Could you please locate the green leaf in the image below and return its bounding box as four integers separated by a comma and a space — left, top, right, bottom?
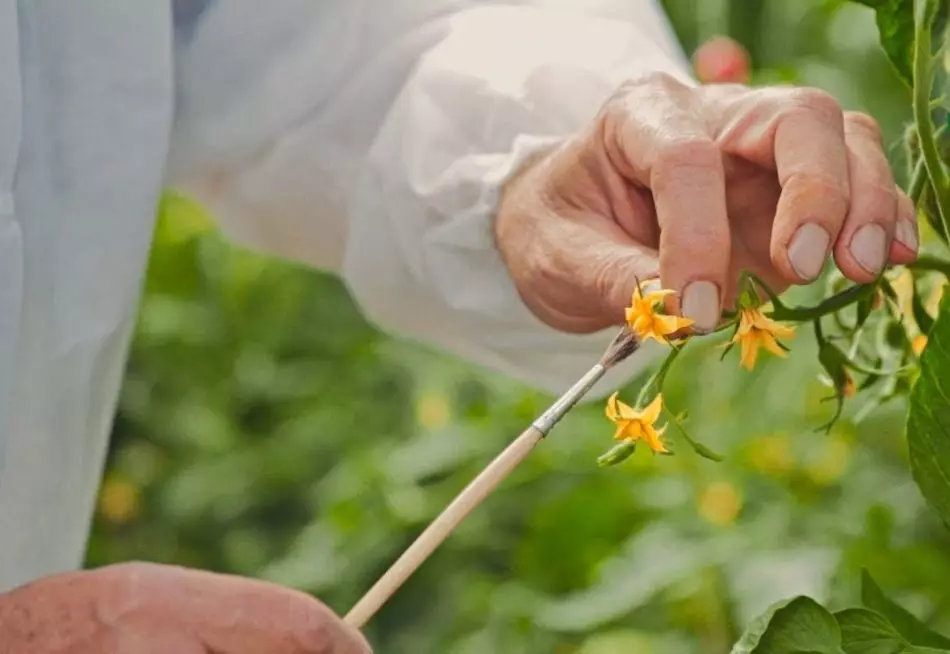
730, 596, 845, 654
851, 0, 916, 87
861, 570, 950, 649
835, 607, 908, 654
906, 293, 950, 527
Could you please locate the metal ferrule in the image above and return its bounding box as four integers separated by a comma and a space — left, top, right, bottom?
531, 363, 607, 436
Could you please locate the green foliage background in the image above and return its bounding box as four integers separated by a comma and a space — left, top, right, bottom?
85, 1, 950, 652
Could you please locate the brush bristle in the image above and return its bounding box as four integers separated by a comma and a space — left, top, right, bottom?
600, 327, 640, 368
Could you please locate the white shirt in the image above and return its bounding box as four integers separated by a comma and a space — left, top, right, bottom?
0, 0, 688, 591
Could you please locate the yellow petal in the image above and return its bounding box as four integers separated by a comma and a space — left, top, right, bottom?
616, 420, 643, 442
605, 392, 621, 421
632, 314, 654, 334
642, 424, 669, 454
759, 331, 789, 358
749, 308, 795, 339
736, 310, 756, 336
654, 314, 694, 335
749, 309, 775, 331
639, 394, 664, 425
739, 333, 758, 370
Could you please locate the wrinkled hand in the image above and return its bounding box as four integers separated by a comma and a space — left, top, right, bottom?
0, 562, 370, 654
495, 52, 917, 334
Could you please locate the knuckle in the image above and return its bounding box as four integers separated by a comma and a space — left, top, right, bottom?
654, 136, 720, 172
787, 87, 843, 121
845, 111, 883, 141
785, 170, 849, 206
618, 70, 684, 96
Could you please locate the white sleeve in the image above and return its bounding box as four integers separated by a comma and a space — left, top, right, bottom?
166, 0, 693, 398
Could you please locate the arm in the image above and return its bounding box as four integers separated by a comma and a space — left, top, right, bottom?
165, 0, 689, 398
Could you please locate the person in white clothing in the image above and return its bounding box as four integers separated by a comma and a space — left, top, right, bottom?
0, 1, 917, 652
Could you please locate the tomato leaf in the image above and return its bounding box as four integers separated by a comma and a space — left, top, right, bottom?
851, 0, 916, 87
861, 570, 950, 649
731, 596, 845, 654
906, 293, 950, 527
835, 607, 908, 654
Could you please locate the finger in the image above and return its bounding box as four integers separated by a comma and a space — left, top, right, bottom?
831, 112, 899, 281
890, 188, 919, 264
766, 89, 851, 284
693, 36, 751, 84
606, 75, 730, 332
102, 563, 371, 654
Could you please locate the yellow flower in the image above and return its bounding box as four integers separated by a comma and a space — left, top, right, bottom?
605, 392, 669, 454
731, 307, 795, 370
625, 281, 694, 345
913, 334, 928, 356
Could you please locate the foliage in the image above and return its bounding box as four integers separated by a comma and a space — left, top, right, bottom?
732, 571, 950, 653
87, 1, 950, 653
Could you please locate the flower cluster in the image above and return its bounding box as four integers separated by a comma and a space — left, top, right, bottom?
601, 277, 798, 463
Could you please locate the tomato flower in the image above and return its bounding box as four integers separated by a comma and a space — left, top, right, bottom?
625, 282, 694, 345
605, 392, 669, 454
731, 307, 795, 370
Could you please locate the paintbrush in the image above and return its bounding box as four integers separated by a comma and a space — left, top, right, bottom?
344, 326, 641, 629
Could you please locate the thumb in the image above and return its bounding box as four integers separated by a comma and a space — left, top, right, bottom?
692, 36, 751, 84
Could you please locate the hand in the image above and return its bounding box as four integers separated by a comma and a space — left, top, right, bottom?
494, 67, 917, 334
0, 562, 370, 654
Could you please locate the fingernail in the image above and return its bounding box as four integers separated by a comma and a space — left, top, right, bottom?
788, 223, 831, 281
895, 219, 919, 253
682, 280, 720, 332
850, 224, 888, 275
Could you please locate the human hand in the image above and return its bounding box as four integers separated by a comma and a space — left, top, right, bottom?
0, 562, 370, 654
494, 67, 917, 334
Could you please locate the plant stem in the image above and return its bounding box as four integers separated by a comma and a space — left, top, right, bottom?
913, 15, 950, 238
907, 254, 950, 277
907, 126, 948, 203
768, 283, 877, 322
636, 344, 683, 406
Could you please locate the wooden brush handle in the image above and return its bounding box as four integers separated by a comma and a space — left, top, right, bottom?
343, 425, 544, 630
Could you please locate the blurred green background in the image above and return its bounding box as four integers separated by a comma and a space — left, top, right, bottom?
85, 1, 950, 652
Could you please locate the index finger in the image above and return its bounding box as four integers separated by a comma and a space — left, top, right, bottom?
606, 74, 730, 332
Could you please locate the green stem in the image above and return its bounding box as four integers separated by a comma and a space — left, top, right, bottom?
907, 122, 946, 204
907, 254, 950, 277
910, 147, 930, 204
768, 283, 877, 322
635, 344, 683, 406
913, 14, 950, 238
